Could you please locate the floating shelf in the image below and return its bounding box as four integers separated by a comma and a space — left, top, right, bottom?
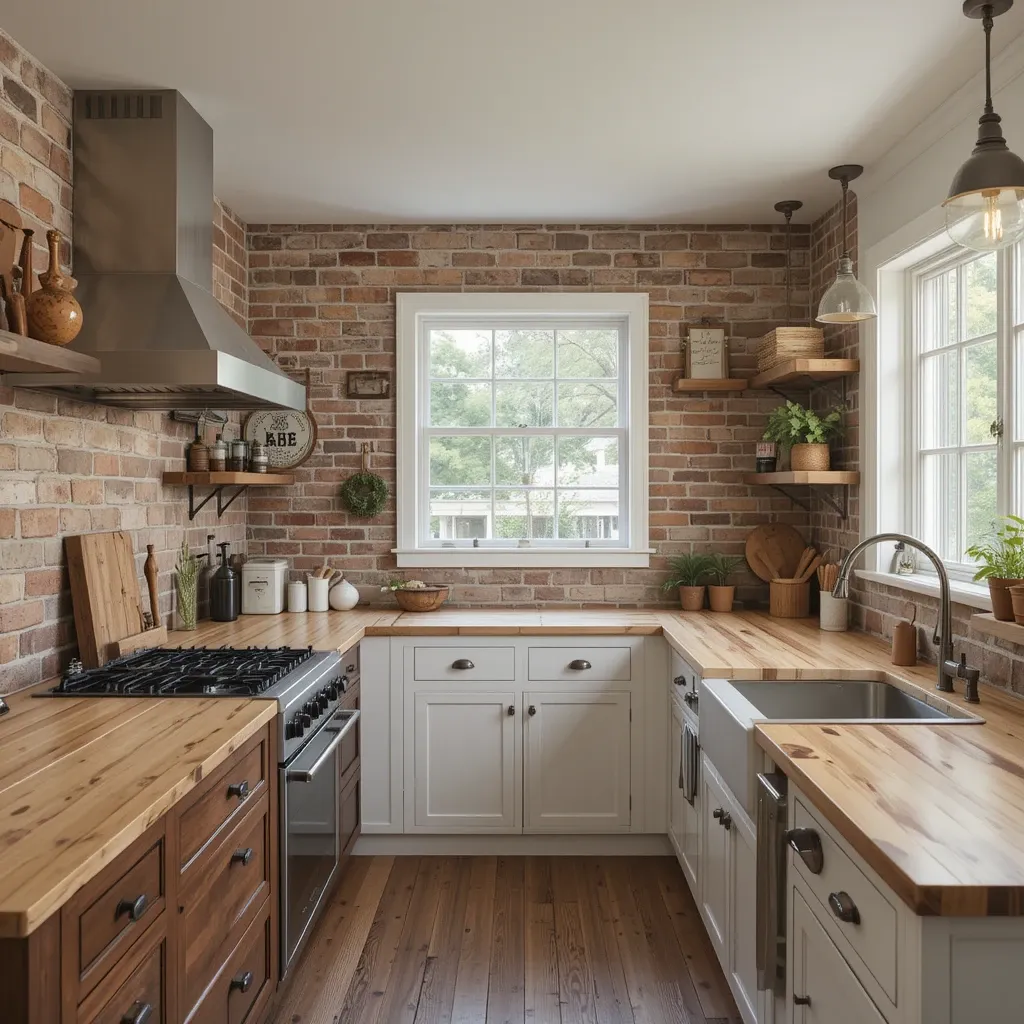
673, 378, 747, 392
163, 471, 294, 520
970, 614, 1023, 645
749, 358, 860, 391
742, 471, 860, 486
0, 329, 101, 375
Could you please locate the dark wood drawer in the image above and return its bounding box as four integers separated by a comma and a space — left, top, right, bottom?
181, 799, 270, 1015
187, 904, 272, 1024
178, 734, 267, 875
84, 931, 164, 1024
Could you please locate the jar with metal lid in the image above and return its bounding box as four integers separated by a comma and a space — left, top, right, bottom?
249, 441, 269, 474
209, 433, 227, 472
229, 438, 248, 472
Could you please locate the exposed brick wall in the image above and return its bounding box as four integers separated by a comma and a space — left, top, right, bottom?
244, 223, 811, 607
0, 30, 249, 692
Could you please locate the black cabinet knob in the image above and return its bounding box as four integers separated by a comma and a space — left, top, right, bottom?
828, 890, 861, 925
672, 675, 686, 686
785, 827, 824, 874
712, 807, 732, 829
452, 659, 475, 670
569, 659, 591, 670
230, 970, 253, 994
121, 1003, 153, 1024
115, 894, 148, 922
528, 705, 537, 716
231, 847, 254, 867
227, 780, 249, 800
507, 705, 515, 716
794, 995, 811, 1006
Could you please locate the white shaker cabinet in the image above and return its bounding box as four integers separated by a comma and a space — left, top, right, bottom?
700, 755, 731, 962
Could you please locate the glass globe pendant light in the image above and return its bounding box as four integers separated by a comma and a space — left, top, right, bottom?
944, 0, 1024, 252
816, 164, 877, 324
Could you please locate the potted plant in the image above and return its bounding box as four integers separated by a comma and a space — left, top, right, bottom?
965, 515, 1024, 621
762, 400, 844, 472
706, 553, 744, 612
662, 553, 712, 612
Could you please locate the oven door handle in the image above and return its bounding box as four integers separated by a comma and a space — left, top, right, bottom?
286, 710, 359, 783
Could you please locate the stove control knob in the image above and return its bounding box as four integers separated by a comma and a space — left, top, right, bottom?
326, 680, 339, 700
305, 700, 320, 720
339, 675, 349, 692
318, 690, 330, 711
300, 712, 312, 730
288, 716, 304, 739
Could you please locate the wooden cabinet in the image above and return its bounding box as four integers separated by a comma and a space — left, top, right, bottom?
524, 690, 631, 832
668, 697, 700, 893
405, 688, 519, 832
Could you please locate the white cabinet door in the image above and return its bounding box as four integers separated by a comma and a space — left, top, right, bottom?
700, 755, 730, 962
524, 690, 631, 832
669, 699, 700, 895
728, 808, 758, 1024
406, 688, 519, 832
790, 885, 886, 1024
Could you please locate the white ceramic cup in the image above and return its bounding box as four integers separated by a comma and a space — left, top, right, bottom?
819, 592, 848, 632
287, 581, 307, 613
307, 575, 329, 612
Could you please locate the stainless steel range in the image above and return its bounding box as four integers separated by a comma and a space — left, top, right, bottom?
41, 643, 361, 977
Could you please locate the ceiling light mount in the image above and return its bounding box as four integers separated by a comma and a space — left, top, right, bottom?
816, 163, 876, 324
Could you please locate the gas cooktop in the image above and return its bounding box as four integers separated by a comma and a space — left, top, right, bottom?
47, 646, 317, 697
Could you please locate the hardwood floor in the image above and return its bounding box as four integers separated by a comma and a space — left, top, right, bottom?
272, 855, 741, 1024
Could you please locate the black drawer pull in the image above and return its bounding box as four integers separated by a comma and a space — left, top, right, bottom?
507, 705, 515, 716
569, 659, 591, 670
672, 674, 686, 686
528, 705, 537, 716
230, 970, 254, 994
794, 995, 811, 1006
121, 1003, 152, 1024
828, 890, 861, 925
231, 847, 254, 866
115, 894, 148, 922
227, 779, 249, 800
785, 827, 824, 874
712, 807, 732, 830
452, 658, 475, 670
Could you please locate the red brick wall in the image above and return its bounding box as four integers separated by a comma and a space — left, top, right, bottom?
244, 223, 811, 606
0, 30, 249, 692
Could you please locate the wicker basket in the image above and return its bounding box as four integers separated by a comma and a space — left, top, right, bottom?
790, 443, 831, 472
757, 327, 825, 371
769, 579, 810, 618
393, 585, 450, 612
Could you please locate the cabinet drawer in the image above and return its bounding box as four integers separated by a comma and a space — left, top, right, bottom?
181, 800, 271, 1015
791, 796, 898, 1003
187, 903, 272, 1024
528, 646, 631, 681
179, 734, 267, 874
413, 646, 515, 681
86, 933, 164, 1024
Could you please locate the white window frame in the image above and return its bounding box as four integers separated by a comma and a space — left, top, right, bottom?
395, 293, 650, 568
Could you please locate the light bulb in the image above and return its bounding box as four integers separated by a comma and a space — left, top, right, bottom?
945, 187, 1024, 251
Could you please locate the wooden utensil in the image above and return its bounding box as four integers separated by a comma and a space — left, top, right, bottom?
144, 544, 160, 626
794, 546, 816, 581
798, 554, 823, 584
0, 199, 23, 304
745, 523, 806, 582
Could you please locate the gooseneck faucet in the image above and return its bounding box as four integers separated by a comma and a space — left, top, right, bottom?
833, 533, 980, 702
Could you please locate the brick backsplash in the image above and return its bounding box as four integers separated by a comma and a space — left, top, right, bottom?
242, 222, 813, 608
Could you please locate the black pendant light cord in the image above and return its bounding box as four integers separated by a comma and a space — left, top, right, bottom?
983, 5, 995, 114
841, 177, 850, 260
784, 208, 792, 322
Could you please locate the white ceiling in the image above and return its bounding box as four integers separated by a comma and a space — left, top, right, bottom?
4, 0, 1023, 224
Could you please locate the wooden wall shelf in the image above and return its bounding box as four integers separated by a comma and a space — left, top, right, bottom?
0, 329, 101, 376
749, 358, 860, 391
970, 614, 1024, 645
673, 378, 747, 392
163, 471, 294, 520
742, 471, 860, 486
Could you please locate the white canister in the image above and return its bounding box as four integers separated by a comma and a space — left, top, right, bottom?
329, 576, 360, 611
241, 557, 289, 614
307, 575, 329, 612
819, 592, 848, 632
287, 580, 307, 613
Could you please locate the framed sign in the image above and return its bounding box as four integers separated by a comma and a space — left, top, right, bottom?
685, 326, 728, 379
347, 370, 392, 399
242, 408, 317, 469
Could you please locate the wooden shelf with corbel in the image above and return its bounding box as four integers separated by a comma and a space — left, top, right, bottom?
162, 471, 294, 521
749, 358, 860, 391
742, 470, 860, 520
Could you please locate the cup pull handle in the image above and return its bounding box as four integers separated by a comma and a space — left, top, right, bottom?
785, 827, 824, 874
828, 890, 861, 925
452, 659, 475, 670
121, 1003, 153, 1024
569, 659, 591, 670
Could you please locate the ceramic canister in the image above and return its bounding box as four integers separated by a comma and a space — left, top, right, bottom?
287, 580, 307, 613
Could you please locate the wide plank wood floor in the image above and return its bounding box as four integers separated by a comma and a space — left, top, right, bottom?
273, 856, 741, 1024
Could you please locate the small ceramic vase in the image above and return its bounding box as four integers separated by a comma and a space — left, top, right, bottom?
329, 576, 360, 611
26, 230, 83, 345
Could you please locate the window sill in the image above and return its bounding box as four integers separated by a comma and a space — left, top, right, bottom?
393, 548, 653, 569
855, 570, 992, 612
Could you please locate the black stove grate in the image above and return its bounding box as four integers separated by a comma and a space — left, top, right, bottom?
55, 646, 316, 697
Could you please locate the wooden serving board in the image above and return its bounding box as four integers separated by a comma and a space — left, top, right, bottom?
65, 531, 147, 668
745, 523, 806, 582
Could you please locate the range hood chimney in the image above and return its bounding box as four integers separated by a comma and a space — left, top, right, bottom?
5, 90, 305, 410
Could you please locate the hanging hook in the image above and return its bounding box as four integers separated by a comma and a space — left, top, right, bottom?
361, 442, 371, 472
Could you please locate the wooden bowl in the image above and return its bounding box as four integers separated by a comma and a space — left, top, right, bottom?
393, 585, 449, 612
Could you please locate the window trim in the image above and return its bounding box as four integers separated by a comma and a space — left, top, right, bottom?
395, 292, 650, 568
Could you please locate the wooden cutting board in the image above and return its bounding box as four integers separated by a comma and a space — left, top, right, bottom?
745, 524, 806, 582
65, 531, 147, 668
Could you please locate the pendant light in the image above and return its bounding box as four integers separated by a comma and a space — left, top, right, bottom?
816, 164, 877, 324
943, 0, 1024, 252
774, 200, 802, 324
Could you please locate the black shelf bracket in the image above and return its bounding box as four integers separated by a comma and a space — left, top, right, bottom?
186, 484, 250, 521
769, 484, 850, 521
769, 375, 848, 407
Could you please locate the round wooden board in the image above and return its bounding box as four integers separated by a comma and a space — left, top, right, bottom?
745, 524, 806, 581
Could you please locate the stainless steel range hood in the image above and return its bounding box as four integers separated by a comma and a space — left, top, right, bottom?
5, 90, 305, 410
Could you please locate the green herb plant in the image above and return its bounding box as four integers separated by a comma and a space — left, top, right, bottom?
965, 515, 1024, 581
706, 553, 744, 587
762, 400, 844, 449
661, 553, 713, 591
175, 539, 199, 631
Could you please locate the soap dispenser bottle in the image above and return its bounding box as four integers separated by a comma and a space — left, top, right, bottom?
210, 542, 239, 622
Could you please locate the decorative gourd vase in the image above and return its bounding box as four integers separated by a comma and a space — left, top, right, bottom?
329, 576, 360, 611
26, 229, 82, 345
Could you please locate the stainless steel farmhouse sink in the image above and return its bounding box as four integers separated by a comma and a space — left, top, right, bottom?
700, 677, 982, 817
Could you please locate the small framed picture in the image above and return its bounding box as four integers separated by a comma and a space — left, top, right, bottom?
346, 370, 392, 399
685, 326, 728, 379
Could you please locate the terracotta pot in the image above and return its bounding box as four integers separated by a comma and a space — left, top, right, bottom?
790, 443, 830, 472
707, 585, 735, 613
26, 229, 82, 346
988, 578, 1023, 622
678, 585, 705, 612
1010, 585, 1024, 625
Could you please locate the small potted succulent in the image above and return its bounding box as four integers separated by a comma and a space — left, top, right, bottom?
662, 553, 712, 612
762, 400, 844, 472
965, 515, 1024, 622
706, 553, 744, 613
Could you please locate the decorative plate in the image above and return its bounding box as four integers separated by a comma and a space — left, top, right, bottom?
242, 408, 318, 469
